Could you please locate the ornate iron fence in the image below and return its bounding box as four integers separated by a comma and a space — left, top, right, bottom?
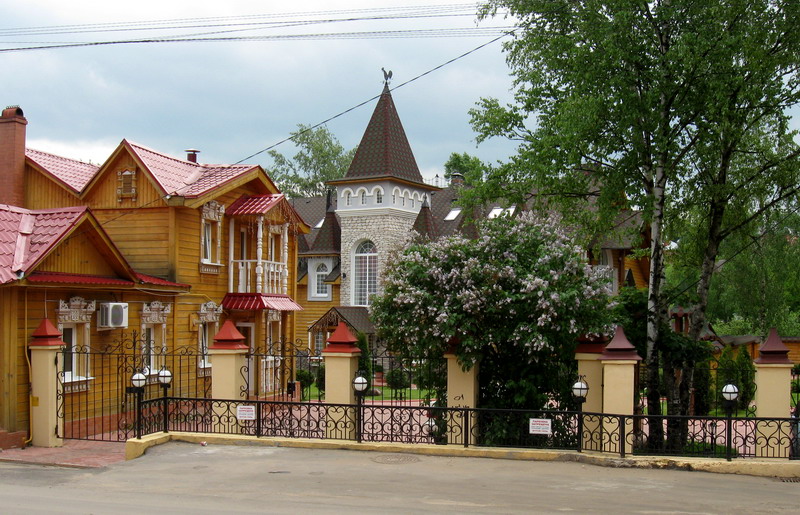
129, 397, 800, 460
241, 339, 323, 402
56, 331, 211, 441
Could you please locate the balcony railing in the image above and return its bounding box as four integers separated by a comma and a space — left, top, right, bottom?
230, 259, 287, 295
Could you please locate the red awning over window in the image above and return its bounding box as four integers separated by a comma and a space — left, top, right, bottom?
221, 293, 303, 311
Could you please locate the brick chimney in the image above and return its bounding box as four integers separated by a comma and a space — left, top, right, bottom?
185, 149, 200, 163
0, 106, 27, 208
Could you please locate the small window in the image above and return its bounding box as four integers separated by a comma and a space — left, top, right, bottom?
361, 191, 367, 205
487, 207, 504, 219
392, 192, 396, 204
376, 191, 383, 204
315, 263, 330, 297
117, 169, 137, 202
411, 198, 415, 208
444, 208, 461, 221
346, 192, 352, 206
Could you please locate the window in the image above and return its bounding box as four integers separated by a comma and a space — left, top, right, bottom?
346, 192, 352, 206
56, 297, 94, 388
488, 206, 516, 219
200, 201, 224, 269
361, 191, 367, 205
197, 301, 221, 371
596, 249, 619, 295
354, 240, 378, 306
444, 208, 461, 221
392, 192, 397, 204
411, 198, 415, 208
315, 262, 330, 296
142, 325, 165, 375
117, 169, 137, 202
376, 190, 383, 204
199, 323, 211, 368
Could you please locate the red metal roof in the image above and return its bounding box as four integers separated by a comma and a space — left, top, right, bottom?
126, 141, 258, 198
226, 194, 283, 215
26, 271, 133, 285
26, 149, 99, 194
221, 293, 303, 311
134, 272, 190, 289
0, 205, 87, 284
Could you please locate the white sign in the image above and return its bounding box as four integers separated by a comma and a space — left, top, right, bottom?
237, 405, 256, 421
529, 418, 552, 435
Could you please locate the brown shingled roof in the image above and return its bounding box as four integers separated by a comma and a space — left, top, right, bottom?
333, 85, 424, 185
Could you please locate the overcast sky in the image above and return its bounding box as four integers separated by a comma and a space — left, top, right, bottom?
2, 1, 518, 181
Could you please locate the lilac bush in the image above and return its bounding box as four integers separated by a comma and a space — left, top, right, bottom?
372, 212, 612, 409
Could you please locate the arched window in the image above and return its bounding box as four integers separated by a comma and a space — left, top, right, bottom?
315, 262, 330, 296
354, 240, 378, 306
376, 190, 383, 204
346, 192, 352, 206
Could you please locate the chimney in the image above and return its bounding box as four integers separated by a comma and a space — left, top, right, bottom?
185, 149, 200, 163
0, 106, 28, 207
450, 172, 465, 188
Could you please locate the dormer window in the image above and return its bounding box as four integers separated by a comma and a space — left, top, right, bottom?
117, 169, 137, 202
444, 208, 461, 221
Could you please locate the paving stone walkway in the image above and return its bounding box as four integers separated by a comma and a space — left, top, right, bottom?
0, 440, 126, 468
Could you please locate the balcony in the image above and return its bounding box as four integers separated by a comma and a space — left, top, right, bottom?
230, 259, 287, 295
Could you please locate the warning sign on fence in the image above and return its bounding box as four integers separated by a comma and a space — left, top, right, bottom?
237, 405, 256, 421
529, 418, 552, 435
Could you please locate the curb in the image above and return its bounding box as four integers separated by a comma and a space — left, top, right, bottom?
125, 433, 800, 478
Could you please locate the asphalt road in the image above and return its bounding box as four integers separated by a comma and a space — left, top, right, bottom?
1, 442, 797, 514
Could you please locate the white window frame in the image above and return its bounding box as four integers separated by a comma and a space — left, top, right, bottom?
376, 190, 383, 204
353, 240, 378, 306
444, 208, 461, 221
308, 258, 332, 301
60, 324, 91, 384
200, 201, 224, 266
56, 297, 94, 386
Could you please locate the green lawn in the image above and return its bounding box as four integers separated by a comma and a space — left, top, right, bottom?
299, 384, 435, 403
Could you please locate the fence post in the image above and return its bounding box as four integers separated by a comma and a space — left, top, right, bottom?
576, 335, 605, 451
28, 319, 64, 448
754, 328, 794, 458
445, 339, 478, 446
208, 321, 248, 400
322, 323, 361, 441
599, 326, 641, 456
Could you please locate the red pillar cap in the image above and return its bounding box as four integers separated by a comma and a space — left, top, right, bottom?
755, 328, 792, 365
324, 322, 360, 353
209, 320, 248, 350
29, 318, 64, 347
599, 326, 642, 361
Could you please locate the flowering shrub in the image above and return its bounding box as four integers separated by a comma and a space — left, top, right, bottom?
371, 212, 612, 409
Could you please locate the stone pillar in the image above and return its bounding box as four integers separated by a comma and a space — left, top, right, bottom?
754, 328, 794, 458
208, 321, 248, 400
444, 339, 478, 445
599, 326, 641, 456
575, 335, 606, 451
322, 322, 361, 440
28, 319, 64, 448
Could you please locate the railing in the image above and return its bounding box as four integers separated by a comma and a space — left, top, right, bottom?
229, 259, 286, 294
134, 398, 800, 460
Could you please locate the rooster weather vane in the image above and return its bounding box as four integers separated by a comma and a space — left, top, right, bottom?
382, 67, 393, 85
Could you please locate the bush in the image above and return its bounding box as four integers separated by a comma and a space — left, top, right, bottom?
315, 366, 326, 392
385, 368, 411, 391
791, 380, 800, 394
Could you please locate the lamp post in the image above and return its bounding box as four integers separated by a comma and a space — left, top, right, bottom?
126, 371, 147, 439
158, 366, 172, 433
722, 383, 739, 462
353, 374, 368, 443
572, 378, 589, 453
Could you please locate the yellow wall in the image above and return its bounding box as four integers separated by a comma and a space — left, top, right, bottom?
24, 167, 82, 209
36, 229, 118, 277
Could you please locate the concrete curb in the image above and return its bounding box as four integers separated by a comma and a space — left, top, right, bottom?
125, 432, 800, 478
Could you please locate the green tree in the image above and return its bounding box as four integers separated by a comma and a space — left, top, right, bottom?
472, 0, 800, 420
443, 152, 486, 185
371, 212, 612, 410
735, 347, 756, 411
268, 124, 356, 198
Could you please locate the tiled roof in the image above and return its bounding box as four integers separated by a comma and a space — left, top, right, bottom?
26, 271, 133, 285
25, 149, 99, 194
227, 194, 283, 215
304, 206, 340, 255
339, 85, 424, 185
289, 196, 328, 249
126, 141, 257, 198
412, 197, 438, 240
0, 205, 87, 284
134, 272, 190, 289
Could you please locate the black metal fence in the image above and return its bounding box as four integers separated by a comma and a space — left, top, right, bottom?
130, 397, 800, 460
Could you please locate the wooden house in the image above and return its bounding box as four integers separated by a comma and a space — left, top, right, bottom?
0, 106, 308, 447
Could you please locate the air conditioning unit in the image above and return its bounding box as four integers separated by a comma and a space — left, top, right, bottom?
98, 302, 128, 329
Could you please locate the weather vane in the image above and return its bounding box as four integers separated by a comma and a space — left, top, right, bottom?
382, 67, 393, 85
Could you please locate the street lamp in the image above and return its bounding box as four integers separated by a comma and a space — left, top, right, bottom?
572, 378, 589, 453
722, 382, 739, 461
353, 374, 368, 443
126, 371, 147, 439
158, 366, 172, 433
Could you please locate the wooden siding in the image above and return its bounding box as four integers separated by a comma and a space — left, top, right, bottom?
624, 255, 649, 289
83, 153, 166, 210
36, 228, 118, 277
293, 283, 341, 350
0, 288, 19, 432
92, 208, 171, 278
24, 166, 82, 209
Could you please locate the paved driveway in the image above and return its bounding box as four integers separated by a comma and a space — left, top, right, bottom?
1, 442, 798, 513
